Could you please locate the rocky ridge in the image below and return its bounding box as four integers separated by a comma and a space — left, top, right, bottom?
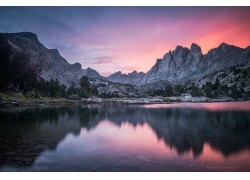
139, 43, 250, 85
106, 70, 145, 85
3, 32, 84, 87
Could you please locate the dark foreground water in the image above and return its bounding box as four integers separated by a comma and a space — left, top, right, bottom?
0, 101, 250, 172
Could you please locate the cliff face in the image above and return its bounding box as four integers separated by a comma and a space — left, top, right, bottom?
3, 32, 83, 87
139, 43, 249, 85
82, 67, 104, 80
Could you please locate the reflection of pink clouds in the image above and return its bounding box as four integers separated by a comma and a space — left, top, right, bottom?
143, 101, 250, 112
85, 120, 175, 156
198, 143, 250, 171
78, 119, 250, 168
201, 102, 250, 111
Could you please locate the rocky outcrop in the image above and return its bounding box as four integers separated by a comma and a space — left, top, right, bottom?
83, 67, 104, 79
90, 78, 138, 97
139, 43, 249, 85
107, 70, 145, 85
3, 32, 83, 87
72, 62, 82, 71
87, 96, 102, 103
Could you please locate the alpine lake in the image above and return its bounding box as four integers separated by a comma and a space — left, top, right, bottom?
0, 101, 250, 172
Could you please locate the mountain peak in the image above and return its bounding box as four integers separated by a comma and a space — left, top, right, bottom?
218, 42, 230, 49
83, 67, 103, 79
107, 70, 145, 85
128, 71, 138, 76
116, 71, 122, 74
219, 42, 229, 46
217, 42, 243, 52
14, 32, 39, 42
175, 45, 184, 52
190, 43, 202, 53
72, 62, 82, 70
174, 45, 189, 56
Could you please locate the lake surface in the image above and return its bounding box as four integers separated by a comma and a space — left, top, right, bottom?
0, 101, 250, 172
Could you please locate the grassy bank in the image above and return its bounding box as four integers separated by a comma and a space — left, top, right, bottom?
0, 91, 77, 104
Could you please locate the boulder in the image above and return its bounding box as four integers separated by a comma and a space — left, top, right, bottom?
87, 96, 102, 103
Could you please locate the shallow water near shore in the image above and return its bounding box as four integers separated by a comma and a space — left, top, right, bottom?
0, 101, 250, 172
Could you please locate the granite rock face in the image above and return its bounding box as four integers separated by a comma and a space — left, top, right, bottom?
107, 70, 145, 85
90, 78, 138, 97
82, 67, 104, 80
3, 32, 83, 87
139, 43, 250, 85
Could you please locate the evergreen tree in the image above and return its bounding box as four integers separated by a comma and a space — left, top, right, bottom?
229, 84, 241, 98
49, 79, 55, 97
79, 76, 91, 93
215, 77, 220, 88
173, 84, 184, 95
55, 78, 59, 97
165, 85, 174, 97
204, 82, 212, 97
190, 85, 200, 97
59, 84, 67, 97
0, 33, 12, 90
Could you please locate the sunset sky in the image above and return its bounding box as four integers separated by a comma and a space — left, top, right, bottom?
0, 6, 250, 76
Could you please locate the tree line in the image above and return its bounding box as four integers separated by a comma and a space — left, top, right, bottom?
153, 78, 244, 99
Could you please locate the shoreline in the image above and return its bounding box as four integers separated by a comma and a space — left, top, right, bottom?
0, 97, 249, 108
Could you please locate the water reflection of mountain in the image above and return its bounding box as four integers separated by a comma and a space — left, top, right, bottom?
0, 106, 98, 168
0, 103, 250, 168
92, 104, 250, 157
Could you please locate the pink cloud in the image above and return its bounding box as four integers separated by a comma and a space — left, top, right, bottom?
65, 7, 250, 76
82, 55, 120, 65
